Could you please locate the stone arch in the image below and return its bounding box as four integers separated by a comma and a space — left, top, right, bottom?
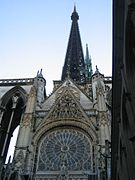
1, 86, 27, 108
34, 120, 97, 144
0, 86, 27, 162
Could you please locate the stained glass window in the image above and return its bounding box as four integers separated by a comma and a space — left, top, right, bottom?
37, 129, 92, 172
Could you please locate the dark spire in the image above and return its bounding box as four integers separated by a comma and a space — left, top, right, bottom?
85, 44, 93, 80
61, 6, 86, 82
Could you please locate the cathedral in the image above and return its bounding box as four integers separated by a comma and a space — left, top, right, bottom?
0, 6, 111, 180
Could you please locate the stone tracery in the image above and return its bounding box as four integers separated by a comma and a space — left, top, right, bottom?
37, 129, 92, 172
47, 90, 84, 120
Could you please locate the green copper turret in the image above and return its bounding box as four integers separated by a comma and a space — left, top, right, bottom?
85, 44, 93, 80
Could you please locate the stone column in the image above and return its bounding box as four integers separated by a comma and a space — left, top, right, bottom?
0, 106, 5, 144
13, 86, 36, 173
96, 82, 111, 145
0, 106, 5, 125
1, 95, 19, 157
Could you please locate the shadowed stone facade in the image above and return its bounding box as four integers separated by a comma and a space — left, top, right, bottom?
112, 0, 135, 180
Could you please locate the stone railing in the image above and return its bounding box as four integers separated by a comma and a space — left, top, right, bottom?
0, 78, 34, 86
104, 76, 112, 83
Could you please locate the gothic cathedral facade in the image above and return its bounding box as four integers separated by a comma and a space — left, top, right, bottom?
0, 7, 111, 180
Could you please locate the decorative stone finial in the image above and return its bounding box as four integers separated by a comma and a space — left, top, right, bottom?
37, 69, 43, 78
95, 65, 99, 74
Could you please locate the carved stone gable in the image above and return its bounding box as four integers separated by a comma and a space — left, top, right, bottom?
47, 90, 84, 120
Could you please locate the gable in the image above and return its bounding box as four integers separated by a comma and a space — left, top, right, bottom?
42, 79, 93, 112
46, 88, 85, 120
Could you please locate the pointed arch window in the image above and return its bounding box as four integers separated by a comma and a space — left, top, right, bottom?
5, 125, 20, 164
37, 129, 93, 172
0, 87, 26, 162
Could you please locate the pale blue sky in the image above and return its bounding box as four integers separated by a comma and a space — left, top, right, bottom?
0, 0, 112, 94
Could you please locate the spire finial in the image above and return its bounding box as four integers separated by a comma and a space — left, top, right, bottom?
84, 44, 93, 80
40, 68, 42, 74
74, 2, 76, 12
86, 44, 89, 59
71, 3, 79, 21
95, 65, 99, 74
37, 68, 43, 78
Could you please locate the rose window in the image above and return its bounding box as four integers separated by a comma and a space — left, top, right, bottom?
37, 129, 92, 171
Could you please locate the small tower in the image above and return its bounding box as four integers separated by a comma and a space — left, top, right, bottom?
34, 69, 46, 106
92, 66, 105, 108
61, 5, 86, 82
13, 70, 46, 173
85, 44, 93, 80
92, 66, 111, 144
